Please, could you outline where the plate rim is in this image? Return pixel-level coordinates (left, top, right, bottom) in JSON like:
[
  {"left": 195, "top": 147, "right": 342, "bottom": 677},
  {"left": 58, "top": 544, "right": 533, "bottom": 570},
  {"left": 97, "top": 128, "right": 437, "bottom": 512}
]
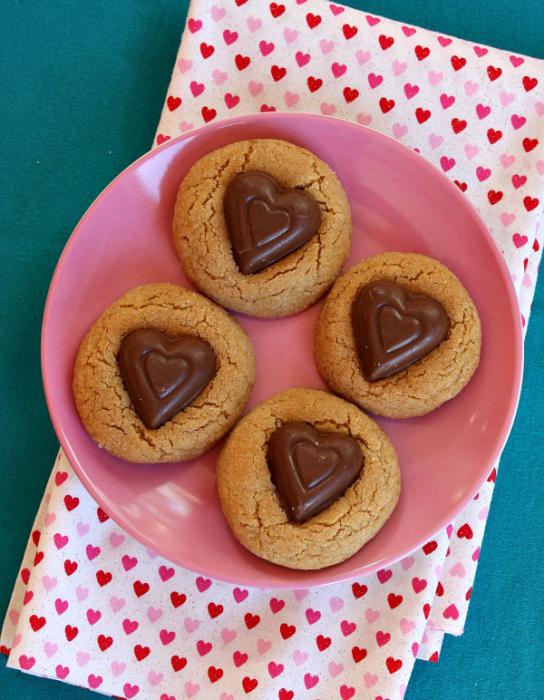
[{"left": 41, "top": 111, "right": 524, "bottom": 588}]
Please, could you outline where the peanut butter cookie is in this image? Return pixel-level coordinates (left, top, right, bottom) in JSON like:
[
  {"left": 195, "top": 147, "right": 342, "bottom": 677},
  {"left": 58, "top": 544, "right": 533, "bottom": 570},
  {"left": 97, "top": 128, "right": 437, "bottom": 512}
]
[
  {"left": 173, "top": 139, "right": 351, "bottom": 317},
  {"left": 315, "top": 253, "right": 481, "bottom": 418},
  {"left": 73, "top": 283, "right": 255, "bottom": 463},
  {"left": 216, "top": 388, "right": 400, "bottom": 570}
]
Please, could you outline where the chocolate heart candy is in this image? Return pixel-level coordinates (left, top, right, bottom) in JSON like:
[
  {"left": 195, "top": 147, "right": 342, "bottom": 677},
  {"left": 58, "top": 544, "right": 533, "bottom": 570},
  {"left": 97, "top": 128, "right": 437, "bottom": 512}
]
[
  {"left": 352, "top": 280, "right": 450, "bottom": 381},
  {"left": 224, "top": 171, "right": 322, "bottom": 274},
  {"left": 267, "top": 422, "right": 363, "bottom": 523},
  {"left": 118, "top": 329, "right": 216, "bottom": 429}
]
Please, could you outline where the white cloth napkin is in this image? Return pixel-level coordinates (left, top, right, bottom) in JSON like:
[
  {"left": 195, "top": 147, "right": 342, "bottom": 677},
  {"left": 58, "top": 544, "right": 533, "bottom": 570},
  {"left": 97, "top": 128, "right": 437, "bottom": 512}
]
[{"left": 2, "top": 1, "right": 543, "bottom": 699}]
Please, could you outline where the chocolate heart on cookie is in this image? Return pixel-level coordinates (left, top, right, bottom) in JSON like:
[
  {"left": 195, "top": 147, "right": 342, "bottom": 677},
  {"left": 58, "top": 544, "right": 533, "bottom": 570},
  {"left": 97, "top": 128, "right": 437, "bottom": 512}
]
[
  {"left": 224, "top": 171, "right": 322, "bottom": 274},
  {"left": 118, "top": 329, "right": 216, "bottom": 429},
  {"left": 267, "top": 422, "right": 363, "bottom": 523},
  {"left": 352, "top": 280, "right": 450, "bottom": 381}
]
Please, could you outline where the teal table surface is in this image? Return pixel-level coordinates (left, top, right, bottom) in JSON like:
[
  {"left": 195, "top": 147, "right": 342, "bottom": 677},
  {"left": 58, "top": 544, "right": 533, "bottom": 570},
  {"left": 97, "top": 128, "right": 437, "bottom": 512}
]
[{"left": 1, "top": 2, "right": 543, "bottom": 699}]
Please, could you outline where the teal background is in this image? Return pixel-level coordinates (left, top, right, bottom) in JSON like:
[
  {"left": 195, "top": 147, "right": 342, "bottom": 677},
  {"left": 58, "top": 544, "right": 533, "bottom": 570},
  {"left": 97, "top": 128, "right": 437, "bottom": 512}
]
[{"left": 1, "top": 1, "right": 543, "bottom": 698}]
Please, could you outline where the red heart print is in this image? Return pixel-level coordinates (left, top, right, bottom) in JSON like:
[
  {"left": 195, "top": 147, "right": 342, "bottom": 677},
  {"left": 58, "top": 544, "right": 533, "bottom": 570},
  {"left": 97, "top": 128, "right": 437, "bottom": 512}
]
[
  {"left": 197, "top": 640, "right": 212, "bottom": 656},
  {"left": 243, "top": 677, "right": 258, "bottom": 694},
  {"left": 171, "top": 655, "right": 187, "bottom": 672},
  {"left": 121, "top": 554, "right": 138, "bottom": 571},
  {"left": 305, "top": 608, "right": 321, "bottom": 624},
  {"left": 476, "top": 103, "right": 491, "bottom": 119},
  {"left": 167, "top": 96, "right": 181, "bottom": 111},
  {"left": 522, "top": 75, "right": 538, "bottom": 91},
  {"left": 268, "top": 662, "right": 284, "bottom": 678},
  {"left": 487, "top": 128, "right": 503, "bottom": 144},
  {"left": 451, "top": 118, "right": 467, "bottom": 133},
  {"left": 55, "top": 471, "right": 68, "bottom": 486},
  {"left": 415, "top": 107, "right": 431, "bottom": 123},
  {"left": 64, "top": 495, "right": 79, "bottom": 511},
  {"left": 134, "top": 644, "right": 150, "bottom": 661},
  {"left": 133, "top": 580, "right": 149, "bottom": 597},
  {"left": 511, "top": 114, "right": 527, "bottom": 130},
  {"left": 233, "top": 651, "right": 248, "bottom": 667},
  {"left": 123, "top": 618, "right": 138, "bottom": 635},
  {"left": 223, "top": 29, "right": 238, "bottom": 46},
  {"left": 32, "top": 530, "right": 41, "bottom": 546},
  {"left": 269, "top": 597, "right": 285, "bottom": 613},
  {"left": 159, "top": 629, "right": 175, "bottom": 645},
  {"left": 404, "top": 83, "right": 419, "bottom": 99},
  {"left": 455, "top": 180, "right": 468, "bottom": 192},
  {"left": 342, "top": 24, "right": 358, "bottom": 40},
  {"left": 436, "top": 581, "right": 445, "bottom": 596},
  {"left": 158, "top": 565, "right": 174, "bottom": 582},
  {"left": 244, "top": 612, "right": 260, "bottom": 629},
  {"left": 55, "top": 598, "right": 69, "bottom": 615},
  {"left": 414, "top": 45, "right": 430, "bottom": 60},
  {"left": 170, "top": 591, "right": 186, "bottom": 608},
  {"left": 368, "top": 73, "right": 383, "bottom": 89},
  {"left": 64, "top": 559, "right": 77, "bottom": 576},
  {"left": 341, "top": 620, "right": 356, "bottom": 636},
  {"left": 260, "top": 104, "right": 276, "bottom": 112},
  {"left": 488, "top": 468, "right": 497, "bottom": 484},
  {"left": 451, "top": 55, "right": 466, "bottom": 71},
  {"left": 29, "top": 615, "right": 46, "bottom": 632},
  {"left": 523, "top": 137, "right": 539, "bottom": 152},
  {"left": 466, "top": 586, "right": 473, "bottom": 600},
  {"left": 376, "top": 631, "right": 391, "bottom": 647},
  {"left": 379, "top": 97, "right": 395, "bottom": 113},
  {"left": 487, "top": 65, "right": 502, "bottom": 81},
  {"left": 316, "top": 634, "right": 331, "bottom": 651},
  {"left": 200, "top": 42, "right": 214, "bottom": 59},
  {"left": 524, "top": 196, "right": 539, "bottom": 211},
  {"left": 306, "top": 12, "right": 321, "bottom": 28},
  {"left": 386, "top": 657, "right": 403, "bottom": 674},
  {"left": 487, "top": 190, "right": 503, "bottom": 205},
  {"left": 187, "top": 18, "right": 202, "bottom": 33},
  {"left": 280, "top": 623, "right": 296, "bottom": 639},
  {"left": 388, "top": 593, "right": 403, "bottom": 609},
  {"left": 86, "top": 608, "right": 100, "bottom": 624},
  {"left": 97, "top": 634, "right": 113, "bottom": 651},
  {"left": 208, "top": 602, "right": 223, "bottom": 619},
  {"left": 269, "top": 2, "right": 285, "bottom": 18},
  {"left": 352, "top": 646, "right": 367, "bottom": 662},
  {"left": 271, "top": 65, "right": 287, "bottom": 81},
  {"left": 235, "top": 54, "right": 250, "bottom": 71},
  {"left": 423, "top": 540, "right": 438, "bottom": 554},
  {"left": 23, "top": 590, "right": 33, "bottom": 605},
  {"left": 379, "top": 35, "right": 394, "bottom": 50},
  {"left": 352, "top": 582, "right": 368, "bottom": 598},
  {"left": 33, "top": 551, "right": 44, "bottom": 566},
  {"left": 377, "top": 569, "right": 392, "bottom": 583},
  {"left": 457, "top": 522, "right": 474, "bottom": 538},
  {"left": 208, "top": 666, "right": 224, "bottom": 683},
  {"left": 307, "top": 76, "right": 323, "bottom": 92},
  {"left": 278, "top": 691, "right": 294, "bottom": 700},
  {"left": 412, "top": 577, "right": 427, "bottom": 593},
  {"left": 343, "top": 86, "right": 359, "bottom": 103},
  {"left": 304, "top": 673, "right": 319, "bottom": 689},
  {"left": 201, "top": 106, "right": 216, "bottom": 123},
  {"left": 97, "top": 507, "right": 109, "bottom": 522},
  {"left": 65, "top": 625, "right": 78, "bottom": 641}
]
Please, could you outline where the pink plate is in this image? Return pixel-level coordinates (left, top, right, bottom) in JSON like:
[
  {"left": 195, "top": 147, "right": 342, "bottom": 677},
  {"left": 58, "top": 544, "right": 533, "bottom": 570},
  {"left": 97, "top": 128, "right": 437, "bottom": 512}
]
[{"left": 42, "top": 113, "right": 522, "bottom": 588}]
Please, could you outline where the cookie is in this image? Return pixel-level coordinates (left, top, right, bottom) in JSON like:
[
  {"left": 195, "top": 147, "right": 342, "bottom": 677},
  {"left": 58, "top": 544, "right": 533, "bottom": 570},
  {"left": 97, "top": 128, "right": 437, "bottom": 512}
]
[
  {"left": 73, "top": 283, "right": 255, "bottom": 463},
  {"left": 216, "top": 388, "right": 400, "bottom": 570},
  {"left": 173, "top": 139, "right": 351, "bottom": 317},
  {"left": 315, "top": 252, "right": 481, "bottom": 418}
]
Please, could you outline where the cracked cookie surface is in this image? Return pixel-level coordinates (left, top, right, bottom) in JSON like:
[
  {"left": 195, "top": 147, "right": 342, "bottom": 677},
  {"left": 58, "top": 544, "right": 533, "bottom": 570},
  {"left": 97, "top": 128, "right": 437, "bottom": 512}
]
[
  {"left": 173, "top": 139, "right": 351, "bottom": 317},
  {"left": 73, "top": 283, "right": 255, "bottom": 463},
  {"left": 315, "top": 253, "right": 481, "bottom": 418},
  {"left": 216, "top": 388, "right": 400, "bottom": 570}
]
